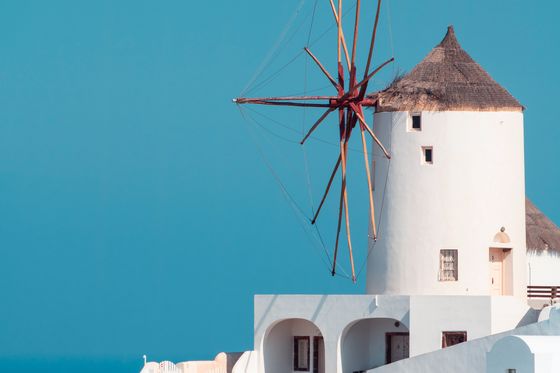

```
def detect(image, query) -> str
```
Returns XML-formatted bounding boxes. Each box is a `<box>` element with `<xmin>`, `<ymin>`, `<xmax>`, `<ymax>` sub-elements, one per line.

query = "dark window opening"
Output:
<box><xmin>412</xmin><ymin>114</ymin><xmax>421</xmax><ymax>130</ymax></box>
<box><xmin>312</xmin><ymin>336</ymin><xmax>323</xmax><ymax>373</ymax></box>
<box><xmin>423</xmin><ymin>147</ymin><xmax>433</xmax><ymax>164</ymax></box>
<box><xmin>294</xmin><ymin>336</ymin><xmax>310</xmax><ymax>371</ymax></box>
<box><xmin>442</xmin><ymin>331</ymin><xmax>467</xmax><ymax>348</ymax></box>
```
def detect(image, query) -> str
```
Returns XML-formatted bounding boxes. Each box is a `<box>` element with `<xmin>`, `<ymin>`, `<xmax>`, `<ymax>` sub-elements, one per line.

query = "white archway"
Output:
<box><xmin>264</xmin><ymin>318</ymin><xmax>325</xmax><ymax>373</ymax></box>
<box><xmin>341</xmin><ymin>318</ymin><xmax>409</xmax><ymax>372</ymax></box>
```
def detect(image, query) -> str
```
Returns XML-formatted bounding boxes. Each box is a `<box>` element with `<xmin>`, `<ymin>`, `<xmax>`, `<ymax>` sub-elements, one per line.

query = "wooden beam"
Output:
<box><xmin>351</xmin><ymin>0</ymin><xmax>361</xmax><ymax>66</ymax></box>
<box><xmin>360</xmin><ymin>125</ymin><xmax>377</xmax><ymax>240</ymax></box>
<box><xmin>363</xmin><ymin>0</ymin><xmax>382</xmax><ymax>79</ymax></box>
<box><xmin>234</xmin><ymin>96</ymin><xmax>335</xmax><ymax>103</ymax></box>
<box><xmin>341</xmin><ymin>137</ymin><xmax>356</xmax><ymax>283</ymax></box>
<box><xmin>328</xmin><ymin>0</ymin><xmax>351</xmax><ymax>71</ymax></box>
<box><xmin>311</xmin><ymin>154</ymin><xmax>341</xmax><ymax>225</ymax></box>
<box><xmin>234</xmin><ymin>100</ymin><xmax>331</xmax><ymax>108</ymax></box>
<box><xmin>350</xmin><ymin>103</ymin><xmax>391</xmax><ymax>159</ymax></box>
<box><xmin>304</xmin><ymin>47</ymin><xmax>340</xmax><ymax>90</ymax></box>
<box><xmin>352</xmin><ymin>57</ymin><xmax>394</xmax><ymax>92</ymax></box>
<box><xmin>337</xmin><ymin>0</ymin><xmax>342</xmax><ymax>64</ymax></box>
<box><xmin>332</xmin><ymin>169</ymin><xmax>344</xmax><ymax>277</ymax></box>
<box><xmin>300</xmin><ymin>108</ymin><xmax>336</xmax><ymax>145</ymax></box>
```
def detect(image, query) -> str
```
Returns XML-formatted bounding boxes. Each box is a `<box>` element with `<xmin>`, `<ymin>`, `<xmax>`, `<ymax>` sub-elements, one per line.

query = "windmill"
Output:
<box><xmin>234</xmin><ymin>0</ymin><xmax>393</xmax><ymax>283</ymax></box>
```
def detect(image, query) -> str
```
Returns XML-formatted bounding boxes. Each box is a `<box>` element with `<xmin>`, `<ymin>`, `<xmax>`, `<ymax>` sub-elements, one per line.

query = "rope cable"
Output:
<box><xmin>241</xmin><ymin>0</ymin><xmax>307</xmax><ymax>96</ymax></box>
<box><xmin>244</xmin><ymin>106</ymin><xmax>383</xmax><ymax>157</ymax></box>
<box><xmin>242</xmin><ymin>2</ymin><xmax>357</xmax><ymax>97</ymax></box>
<box><xmin>236</xmin><ymin>1</ymin><xmax>380</xmax><ymax>282</ymax></box>
<box><xmin>243</xmin><ymin>0</ymin><xmax>316</xmax><ymax>96</ymax></box>
<box><xmin>238</xmin><ymin>105</ymin><xmax>342</xmax><ymax>277</ymax></box>
<box><xmin>301</xmin><ymin>0</ymin><xmax>351</xmax><ymax>279</ymax></box>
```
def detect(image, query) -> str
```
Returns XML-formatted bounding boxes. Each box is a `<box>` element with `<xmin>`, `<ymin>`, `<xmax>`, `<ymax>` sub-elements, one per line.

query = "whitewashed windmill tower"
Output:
<box><xmin>367</xmin><ymin>26</ymin><xmax>527</xmax><ymax>298</ymax></box>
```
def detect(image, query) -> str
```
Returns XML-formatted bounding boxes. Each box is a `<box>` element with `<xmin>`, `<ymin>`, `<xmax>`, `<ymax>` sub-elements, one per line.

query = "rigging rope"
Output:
<box><xmin>303</xmin><ymin>0</ymin><xmax>342</xmax><ymax>278</ymax></box>
<box><xmin>243</xmin><ymin>105</ymin><xmax>382</xmax><ymax>157</ymax></box>
<box><xmin>236</xmin><ymin>0</ymin><xmax>397</xmax><ymax>282</ymax></box>
<box><xmin>241</xmin><ymin>2</ymin><xmax>357</xmax><ymax>97</ymax></box>
<box><xmin>302</xmin><ymin>0</ymin><xmax>319</xmax><ymax>216</ymax></box>
<box><xmin>238</xmin><ymin>105</ymin><xmax>350</xmax><ymax>279</ymax></box>
<box><xmin>241</xmin><ymin>0</ymin><xmax>308</xmax><ymax>96</ymax></box>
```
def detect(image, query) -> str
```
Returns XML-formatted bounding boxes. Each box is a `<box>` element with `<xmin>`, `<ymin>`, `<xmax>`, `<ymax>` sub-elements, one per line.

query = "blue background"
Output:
<box><xmin>0</xmin><ymin>1</ymin><xmax>558</xmax><ymax>372</ymax></box>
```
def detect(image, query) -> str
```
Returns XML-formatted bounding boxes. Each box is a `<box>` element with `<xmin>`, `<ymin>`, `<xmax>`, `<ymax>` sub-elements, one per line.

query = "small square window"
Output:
<box><xmin>422</xmin><ymin>146</ymin><xmax>433</xmax><ymax>164</ymax></box>
<box><xmin>439</xmin><ymin>249</ymin><xmax>458</xmax><ymax>281</ymax></box>
<box><xmin>411</xmin><ymin>113</ymin><xmax>422</xmax><ymax>131</ymax></box>
<box><xmin>293</xmin><ymin>336</ymin><xmax>310</xmax><ymax>371</ymax></box>
<box><xmin>442</xmin><ymin>331</ymin><xmax>467</xmax><ymax>348</ymax></box>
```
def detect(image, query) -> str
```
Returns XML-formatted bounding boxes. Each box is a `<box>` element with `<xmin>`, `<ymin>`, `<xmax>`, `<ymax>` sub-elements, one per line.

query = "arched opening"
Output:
<box><xmin>264</xmin><ymin>318</ymin><xmax>325</xmax><ymax>373</ymax></box>
<box><xmin>341</xmin><ymin>318</ymin><xmax>409</xmax><ymax>372</ymax></box>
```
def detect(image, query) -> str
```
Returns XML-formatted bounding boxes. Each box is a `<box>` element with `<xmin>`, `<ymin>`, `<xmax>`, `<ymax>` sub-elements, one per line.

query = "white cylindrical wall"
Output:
<box><xmin>527</xmin><ymin>252</ymin><xmax>560</xmax><ymax>286</ymax></box>
<box><xmin>366</xmin><ymin>111</ymin><xmax>527</xmax><ymax>298</ymax></box>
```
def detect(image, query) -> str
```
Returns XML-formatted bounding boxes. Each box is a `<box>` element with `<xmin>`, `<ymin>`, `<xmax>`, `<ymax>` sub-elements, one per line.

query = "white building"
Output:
<box><xmin>143</xmin><ymin>26</ymin><xmax>560</xmax><ymax>373</ymax></box>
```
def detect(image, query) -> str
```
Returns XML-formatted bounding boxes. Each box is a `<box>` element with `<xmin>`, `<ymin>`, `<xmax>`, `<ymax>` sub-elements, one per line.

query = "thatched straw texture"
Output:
<box><xmin>372</xmin><ymin>26</ymin><xmax>523</xmax><ymax>112</ymax></box>
<box><xmin>526</xmin><ymin>198</ymin><xmax>560</xmax><ymax>254</ymax></box>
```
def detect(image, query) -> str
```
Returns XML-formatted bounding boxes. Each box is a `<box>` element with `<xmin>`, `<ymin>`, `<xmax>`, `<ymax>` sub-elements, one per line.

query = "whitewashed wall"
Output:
<box><xmin>252</xmin><ymin>294</ymin><xmax>534</xmax><ymax>373</ymax></box>
<box><xmin>232</xmin><ymin>351</ymin><xmax>258</xmax><ymax>373</ymax></box>
<box><xmin>264</xmin><ymin>319</ymin><xmax>322</xmax><ymax>373</ymax></box>
<box><xmin>367</xmin><ymin>111</ymin><xmax>527</xmax><ymax>299</ymax></box>
<box><xmin>409</xmin><ymin>296</ymin><xmax>492</xmax><ymax>356</ymax></box>
<box><xmin>487</xmin><ymin>335</ymin><xmax>560</xmax><ymax>373</ymax></box>
<box><xmin>487</xmin><ymin>336</ymin><xmax>535</xmax><ymax>373</ymax></box>
<box><xmin>527</xmin><ymin>252</ymin><xmax>560</xmax><ymax>286</ymax></box>
<box><xmin>253</xmin><ymin>295</ymin><xmax>410</xmax><ymax>373</ymax></box>
<box><xmin>342</xmin><ymin>318</ymin><xmax>408</xmax><ymax>372</ymax></box>
<box><xmin>369</xmin><ymin>305</ymin><xmax>560</xmax><ymax>373</ymax></box>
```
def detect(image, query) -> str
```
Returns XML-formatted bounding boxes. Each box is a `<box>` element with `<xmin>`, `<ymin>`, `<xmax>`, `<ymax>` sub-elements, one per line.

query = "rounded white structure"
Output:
<box><xmin>365</xmin><ymin>27</ymin><xmax>527</xmax><ymax>298</ymax></box>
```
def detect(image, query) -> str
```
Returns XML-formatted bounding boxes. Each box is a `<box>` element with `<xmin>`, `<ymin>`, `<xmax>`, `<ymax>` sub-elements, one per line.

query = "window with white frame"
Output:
<box><xmin>422</xmin><ymin>146</ymin><xmax>434</xmax><ymax>164</ymax></box>
<box><xmin>410</xmin><ymin>113</ymin><xmax>422</xmax><ymax>131</ymax></box>
<box><xmin>293</xmin><ymin>336</ymin><xmax>310</xmax><ymax>371</ymax></box>
<box><xmin>439</xmin><ymin>249</ymin><xmax>458</xmax><ymax>281</ymax></box>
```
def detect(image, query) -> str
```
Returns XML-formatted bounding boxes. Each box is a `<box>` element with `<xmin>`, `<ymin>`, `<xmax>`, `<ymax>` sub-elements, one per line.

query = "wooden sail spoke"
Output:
<box><xmin>234</xmin><ymin>0</ymin><xmax>395</xmax><ymax>283</ymax></box>
<box><xmin>336</xmin><ymin>107</ymin><xmax>356</xmax><ymax>282</ymax></box>
<box><xmin>234</xmin><ymin>99</ymin><xmax>331</xmax><ymax>108</ymax></box>
<box><xmin>332</xmin><ymin>173</ymin><xmax>344</xmax><ymax>277</ymax></box>
<box><xmin>341</xmin><ymin>138</ymin><xmax>356</xmax><ymax>283</ymax></box>
<box><xmin>234</xmin><ymin>96</ymin><xmax>335</xmax><ymax>103</ymax></box>
<box><xmin>337</xmin><ymin>0</ymin><xmax>342</xmax><ymax>64</ymax></box>
<box><xmin>300</xmin><ymin>107</ymin><xmax>336</xmax><ymax>145</ymax></box>
<box><xmin>328</xmin><ymin>0</ymin><xmax>351</xmax><ymax>71</ymax></box>
<box><xmin>311</xmin><ymin>154</ymin><xmax>341</xmax><ymax>225</ymax></box>
<box><xmin>304</xmin><ymin>47</ymin><xmax>340</xmax><ymax>90</ymax></box>
<box><xmin>351</xmin><ymin>0</ymin><xmax>361</xmax><ymax>66</ymax></box>
<box><xmin>350</xmin><ymin>103</ymin><xmax>391</xmax><ymax>159</ymax></box>
<box><xmin>360</xmin><ymin>127</ymin><xmax>377</xmax><ymax>240</ymax></box>
<box><xmin>352</xmin><ymin>57</ymin><xmax>395</xmax><ymax>92</ymax></box>
<box><xmin>363</xmin><ymin>0</ymin><xmax>383</xmax><ymax>80</ymax></box>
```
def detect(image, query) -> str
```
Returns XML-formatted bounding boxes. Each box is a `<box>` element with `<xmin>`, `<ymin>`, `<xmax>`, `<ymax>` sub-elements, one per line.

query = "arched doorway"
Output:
<box><xmin>264</xmin><ymin>318</ymin><xmax>325</xmax><ymax>373</ymax></box>
<box><xmin>341</xmin><ymin>318</ymin><xmax>409</xmax><ymax>372</ymax></box>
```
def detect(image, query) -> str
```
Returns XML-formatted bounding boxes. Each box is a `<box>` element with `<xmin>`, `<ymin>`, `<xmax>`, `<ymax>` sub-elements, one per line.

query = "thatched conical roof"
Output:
<box><xmin>373</xmin><ymin>26</ymin><xmax>523</xmax><ymax>112</ymax></box>
<box><xmin>526</xmin><ymin>198</ymin><xmax>560</xmax><ymax>254</ymax></box>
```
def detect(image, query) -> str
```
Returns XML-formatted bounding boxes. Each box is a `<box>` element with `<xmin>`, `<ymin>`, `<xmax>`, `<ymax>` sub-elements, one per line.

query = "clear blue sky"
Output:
<box><xmin>0</xmin><ymin>1</ymin><xmax>558</xmax><ymax>372</ymax></box>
